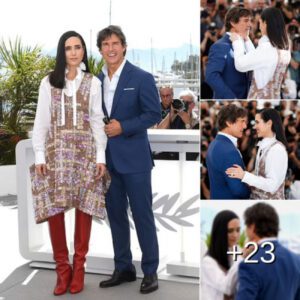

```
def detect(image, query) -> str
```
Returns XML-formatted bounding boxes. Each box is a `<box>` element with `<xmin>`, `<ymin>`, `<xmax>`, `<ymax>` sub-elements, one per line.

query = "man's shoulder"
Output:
<box><xmin>209</xmin><ymin>135</ymin><xmax>235</xmax><ymax>152</ymax></box>
<box><xmin>210</xmin><ymin>35</ymin><xmax>231</xmax><ymax>51</ymax></box>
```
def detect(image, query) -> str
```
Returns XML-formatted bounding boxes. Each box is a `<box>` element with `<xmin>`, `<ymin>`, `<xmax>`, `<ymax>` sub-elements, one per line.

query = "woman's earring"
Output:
<box><xmin>80</xmin><ymin>62</ymin><xmax>86</xmax><ymax>71</ymax></box>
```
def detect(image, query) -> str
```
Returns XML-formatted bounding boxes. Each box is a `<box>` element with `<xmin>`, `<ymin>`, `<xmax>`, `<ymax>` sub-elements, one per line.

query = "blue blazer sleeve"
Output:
<box><xmin>205</xmin><ymin>42</ymin><xmax>237</xmax><ymax>99</ymax></box>
<box><xmin>221</xmin><ymin>150</ymin><xmax>250</xmax><ymax>199</ymax></box>
<box><xmin>120</xmin><ymin>72</ymin><xmax>161</xmax><ymax>137</ymax></box>
<box><xmin>236</xmin><ymin>262</ymin><xmax>259</xmax><ymax>300</ymax></box>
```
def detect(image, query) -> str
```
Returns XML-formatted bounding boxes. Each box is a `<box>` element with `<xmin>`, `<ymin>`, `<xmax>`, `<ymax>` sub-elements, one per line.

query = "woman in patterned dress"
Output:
<box><xmin>225</xmin><ymin>108</ymin><xmax>288</xmax><ymax>200</ymax></box>
<box><xmin>31</xmin><ymin>31</ymin><xmax>109</xmax><ymax>295</ymax></box>
<box><xmin>230</xmin><ymin>7</ymin><xmax>291</xmax><ymax>99</ymax></box>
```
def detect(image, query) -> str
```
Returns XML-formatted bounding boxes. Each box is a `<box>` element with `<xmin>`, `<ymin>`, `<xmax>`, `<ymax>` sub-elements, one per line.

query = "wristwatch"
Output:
<box><xmin>185</xmin><ymin>123</ymin><xmax>191</xmax><ymax>129</ymax></box>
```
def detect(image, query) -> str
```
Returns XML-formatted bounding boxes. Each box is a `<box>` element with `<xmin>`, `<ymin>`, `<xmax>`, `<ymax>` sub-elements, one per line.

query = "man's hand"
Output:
<box><xmin>104</xmin><ymin>119</ymin><xmax>122</xmax><ymax>137</ymax></box>
<box><xmin>177</xmin><ymin>111</ymin><xmax>191</xmax><ymax>126</ymax></box>
<box><xmin>35</xmin><ymin>164</ymin><xmax>47</xmax><ymax>176</ymax></box>
<box><xmin>95</xmin><ymin>163</ymin><xmax>106</xmax><ymax>179</ymax></box>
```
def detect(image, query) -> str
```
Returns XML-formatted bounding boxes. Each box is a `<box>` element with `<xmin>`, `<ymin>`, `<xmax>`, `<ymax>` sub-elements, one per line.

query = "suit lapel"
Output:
<box><xmin>110</xmin><ymin>61</ymin><xmax>133</xmax><ymax>116</ymax></box>
<box><xmin>98</xmin><ymin>72</ymin><xmax>108</xmax><ymax>117</ymax></box>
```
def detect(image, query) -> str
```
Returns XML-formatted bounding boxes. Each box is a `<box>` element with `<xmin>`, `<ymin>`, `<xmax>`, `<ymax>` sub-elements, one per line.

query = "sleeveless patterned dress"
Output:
<box><xmin>30</xmin><ymin>73</ymin><xmax>110</xmax><ymax>223</ymax></box>
<box><xmin>248</xmin><ymin>49</ymin><xmax>289</xmax><ymax>99</ymax></box>
<box><xmin>250</xmin><ymin>141</ymin><xmax>285</xmax><ymax>200</ymax></box>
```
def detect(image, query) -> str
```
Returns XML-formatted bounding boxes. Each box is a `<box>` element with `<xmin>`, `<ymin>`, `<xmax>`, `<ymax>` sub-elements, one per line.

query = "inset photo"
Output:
<box><xmin>200</xmin><ymin>0</ymin><xmax>300</xmax><ymax>100</ymax></box>
<box><xmin>200</xmin><ymin>200</ymin><xmax>300</xmax><ymax>300</ymax></box>
<box><xmin>200</xmin><ymin>100</ymin><xmax>300</xmax><ymax>200</ymax></box>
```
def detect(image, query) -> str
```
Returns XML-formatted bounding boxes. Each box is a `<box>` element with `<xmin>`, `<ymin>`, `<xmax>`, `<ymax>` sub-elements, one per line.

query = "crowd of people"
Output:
<box><xmin>200</xmin><ymin>100</ymin><xmax>300</xmax><ymax>199</ymax></box>
<box><xmin>201</xmin><ymin>0</ymin><xmax>300</xmax><ymax>99</ymax></box>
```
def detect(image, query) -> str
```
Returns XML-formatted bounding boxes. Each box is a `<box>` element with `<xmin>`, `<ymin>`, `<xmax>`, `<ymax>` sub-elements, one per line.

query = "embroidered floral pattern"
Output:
<box><xmin>250</xmin><ymin>141</ymin><xmax>285</xmax><ymax>200</ymax></box>
<box><xmin>30</xmin><ymin>73</ymin><xmax>110</xmax><ymax>223</ymax></box>
<box><xmin>248</xmin><ymin>50</ymin><xmax>288</xmax><ymax>100</ymax></box>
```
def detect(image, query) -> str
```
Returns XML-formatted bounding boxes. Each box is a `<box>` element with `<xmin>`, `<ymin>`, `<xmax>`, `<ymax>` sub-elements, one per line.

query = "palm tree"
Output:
<box><xmin>0</xmin><ymin>38</ymin><xmax>55</xmax><ymax>164</ymax></box>
<box><xmin>88</xmin><ymin>56</ymin><xmax>105</xmax><ymax>76</ymax></box>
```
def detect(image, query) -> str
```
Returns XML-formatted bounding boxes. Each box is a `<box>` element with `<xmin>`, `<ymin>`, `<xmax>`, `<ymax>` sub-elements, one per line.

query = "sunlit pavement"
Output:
<box><xmin>0</xmin><ymin>196</ymin><xmax>199</xmax><ymax>300</ymax></box>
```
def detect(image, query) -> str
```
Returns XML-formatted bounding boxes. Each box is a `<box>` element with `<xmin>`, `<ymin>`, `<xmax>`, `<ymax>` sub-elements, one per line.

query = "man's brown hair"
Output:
<box><xmin>217</xmin><ymin>104</ymin><xmax>247</xmax><ymax>130</ymax></box>
<box><xmin>225</xmin><ymin>7</ymin><xmax>252</xmax><ymax>32</ymax></box>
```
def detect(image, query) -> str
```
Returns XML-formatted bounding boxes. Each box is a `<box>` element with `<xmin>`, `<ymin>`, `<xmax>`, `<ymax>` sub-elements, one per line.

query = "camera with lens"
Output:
<box><xmin>172</xmin><ymin>99</ymin><xmax>190</xmax><ymax>113</ymax></box>
<box><xmin>208</xmin><ymin>22</ymin><xmax>217</xmax><ymax>37</ymax></box>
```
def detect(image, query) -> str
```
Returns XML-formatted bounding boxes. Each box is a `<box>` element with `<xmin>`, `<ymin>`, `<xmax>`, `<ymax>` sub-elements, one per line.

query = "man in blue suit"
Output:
<box><xmin>236</xmin><ymin>202</ymin><xmax>300</xmax><ymax>300</ymax></box>
<box><xmin>205</xmin><ymin>7</ymin><xmax>252</xmax><ymax>99</ymax></box>
<box><xmin>206</xmin><ymin>104</ymin><xmax>250</xmax><ymax>199</ymax></box>
<box><xmin>96</xmin><ymin>26</ymin><xmax>161</xmax><ymax>294</ymax></box>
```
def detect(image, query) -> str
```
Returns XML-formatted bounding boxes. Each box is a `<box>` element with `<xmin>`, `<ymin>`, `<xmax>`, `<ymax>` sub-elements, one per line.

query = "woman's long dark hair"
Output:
<box><xmin>261</xmin><ymin>7</ymin><xmax>289</xmax><ymax>50</ymax></box>
<box><xmin>49</xmin><ymin>31</ymin><xmax>90</xmax><ymax>89</ymax></box>
<box><xmin>259</xmin><ymin>108</ymin><xmax>288</xmax><ymax>149</ymax></box>
<box><xmin>208</xmin><ymin>210</ymin><xmax>239</xmax><ymax>271</ymax></box>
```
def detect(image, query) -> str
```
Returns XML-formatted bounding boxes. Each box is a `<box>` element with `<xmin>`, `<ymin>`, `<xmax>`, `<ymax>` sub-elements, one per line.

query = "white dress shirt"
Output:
<box><xmin>218</xmin><ymin>132</ymin><xmax>238</xmax><ymax>148</ymax></box>
<box><xmin>242</xmin><ymin>137</ymin><xmax>288</xmax><ymax>193</ymax></box>
<box><xmin>102</xmin><ymin>59</ymin><xmax>126</xmax><ymax>116</ymax></box>
<box><xmin>32</xmin><ymin>68</ymin><xmax>107</xmax><ymax>165</ymax></box>
<box><xmin>232</xmin><ymin>35</ymin><xmax>291</xmax><ymax>89</ymax></box>
<box><xmin>201</xmin><ymin>255</ymin><xmax>241</xmax><ymax>300</ymax></box>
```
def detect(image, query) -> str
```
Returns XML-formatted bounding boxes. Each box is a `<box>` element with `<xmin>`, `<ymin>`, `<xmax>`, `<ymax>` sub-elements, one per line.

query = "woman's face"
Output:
<box><xmin>254</xmin><ymin>113</ymin><xmax>272</xmax><ymax>138</ymax></box>
<box><xmin>65</xmin><ymin>36</ymin><xmax>84</xmax><ymax>69</ymax></box>
<box><xmin>259</xmin><ymin>17</ymin><xmax>267</xmax><ymax>36</ymax></box>
<box><xmin>227</xmin><ymin>218</ymin><xmax>240</xmax><ymax>248</ymax></box>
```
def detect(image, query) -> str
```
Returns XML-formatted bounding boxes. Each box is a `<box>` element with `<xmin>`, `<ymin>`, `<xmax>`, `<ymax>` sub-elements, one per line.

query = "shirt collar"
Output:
<box><xmin>218</xmin><ymin>132</ymin><xmax>238</xmax><ymax>148</ymax></box>
<box><xmin>65</xmin><ymin>67</ymin><xmax>83</xmax><ymax>82</ymax></box>
<box><xmin>257</xmin><ymin>135</ymin><xmax>277</xmax><ymax>150</ymax></box>
<box><xmin>102</xmin><ymin>58</ymin><xmax>127</xmax><ymax>78</ymax></box>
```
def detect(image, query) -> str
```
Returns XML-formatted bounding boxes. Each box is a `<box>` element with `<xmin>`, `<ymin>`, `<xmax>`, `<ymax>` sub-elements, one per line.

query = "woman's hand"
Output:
<box><xmin>35</xmin><ymin>164</ymin><xmax>47</xmax><ymax>176</ymax></box>
<box><xmin>229</xmin><ymin>32</ymin><xmax>240</xmax><ymax>43</ymax></box>
<box><xmin>225</xmin><ymin>164</ymin><xmax>245</xmax><ymax>180</ymax></box>
<box><xmin>95</xmin><ymin>163</ymin><xmax>106</xmax><ymax>179</ymax></box>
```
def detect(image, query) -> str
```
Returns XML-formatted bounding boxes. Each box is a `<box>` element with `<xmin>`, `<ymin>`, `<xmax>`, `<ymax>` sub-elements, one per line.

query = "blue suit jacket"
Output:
<box><xmin>206</xmin><ymin>134</ymin><xmax>250</xmax><ymax>199</ymax></box>
<box><xmin>99</xmin><ymin>61</ymin><xmax>161</xmax><ymax>174</ymax></box>
<box><xmin>236</xmin><ymin>241</ymin><xmax>300</xmax><ymax>300</ymax></box>
<box><xmin>205</xmin><ymin>34</ymin><xmax>249</xmax><ymax>99</ymax></box>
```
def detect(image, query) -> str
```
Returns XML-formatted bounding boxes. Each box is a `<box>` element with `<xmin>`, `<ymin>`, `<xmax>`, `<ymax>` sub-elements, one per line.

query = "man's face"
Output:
<box><xmin>100</xmin><ymin>33</ymin><xmax>126</xmax><ymax>69</ymax></box>
<box><xmin>227</xmin><ymin>117</ymin><xmax>248</xmax><ymax>138</ymax></box>
<box><xmin>231</xmin><ymin>16</ymin><xmax>252</xmax><ymax>36</ymax></box>
<box><xmin>160</xmin><ymin>87</ymin><xmax>173</xmax><ymax>109</ymax></box>
<box><xmin>180</xmin><ymin>95</ymin><xmax>195</xmax><ymax>113</ymax></box>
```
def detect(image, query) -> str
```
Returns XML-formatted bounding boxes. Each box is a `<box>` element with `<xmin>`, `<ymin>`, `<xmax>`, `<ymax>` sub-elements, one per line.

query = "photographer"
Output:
<box><xmin>157</xmin><ymin>90</ymin><xmax>199</xmax><ymax>130</ymax></box>
<box><xmin>159</xmin><ymin>86</ymin><xmax>173</xmax><ymax>120</ymax></box>
<box><xmin>201</xmin><ymin>22</ymin><xmax>218</xmax><ymax>57</ymax></box>
<box><xmin>271</xmin><ymin>0</ymin><xmax>293</xmax><ymax>23</ymax></box>
<box><xmin>155</xmin><ymin>90</ymin><xmax>199</xmax><ymax>161</ymax></box>
<box><xmin>289</xmin><ymin>33</ymin><xmax>300</xmax><ymax>95</ymax></box>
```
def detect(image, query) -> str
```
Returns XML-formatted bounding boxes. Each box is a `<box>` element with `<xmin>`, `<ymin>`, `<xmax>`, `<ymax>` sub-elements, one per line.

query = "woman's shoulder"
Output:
<box><xmin>268</xmin><ymin>141</ymin><xmax>287</xmax><ymax>157</ymax></box>
<box><xmin>39</xmin><ymin>75</ymin><xmax>51</xmax><ymax>90</ymax></box>
<box><xmin>203</xmin><ymin>255</ymin><xmax>218</xmax><ymax>266</ymax></box>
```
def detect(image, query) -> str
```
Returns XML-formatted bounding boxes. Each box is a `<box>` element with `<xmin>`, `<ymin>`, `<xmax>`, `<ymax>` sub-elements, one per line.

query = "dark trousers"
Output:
<box><xmin>106</xmin><ymin>168</ymin><xmax>159</xmax><ymax>275</ymax></box>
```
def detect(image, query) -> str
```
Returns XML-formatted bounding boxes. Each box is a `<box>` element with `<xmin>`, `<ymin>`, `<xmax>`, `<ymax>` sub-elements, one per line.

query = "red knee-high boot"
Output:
<box><xmin>69</xmin><ymin>209</ymin><xmax>92</xmax><ymax>294</ymax></box>
<box><xmin>48</xmin><ymin>213</ymin><xmax>72</xmax><ymax>296</ymax></box>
